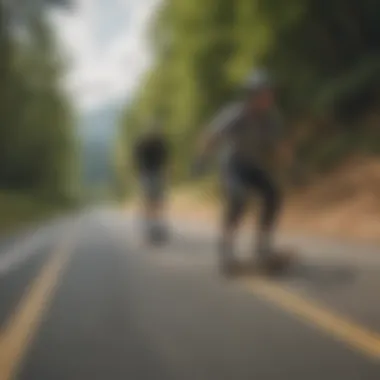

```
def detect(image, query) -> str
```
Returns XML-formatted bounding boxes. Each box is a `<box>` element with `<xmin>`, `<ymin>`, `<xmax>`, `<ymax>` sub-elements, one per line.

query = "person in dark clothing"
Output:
<box><xmin>133</xmin><ymin>123</ymin><xmax>169</xmax><ymax>242</ymax></box>
<box><xmin>193</xmin><ymin>69</ymin><xmax>292</xmax><ymax>274</ymax></box>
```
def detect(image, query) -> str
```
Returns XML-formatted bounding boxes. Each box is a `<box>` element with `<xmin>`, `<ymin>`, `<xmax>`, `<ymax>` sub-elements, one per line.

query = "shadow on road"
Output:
<box><xmin>228</xmin><ymin>259</ymin><xmax>356</xmax><ymax>290</ymax></box>
<box><xmin>135</xmin><ymin>228</ymin><xmax>359</xmax><ymax>291</ymax></box>
<box><xmin>286</xmin><ymin>261</ymin><xmax>356</xmax><ymax>288</ymax></box>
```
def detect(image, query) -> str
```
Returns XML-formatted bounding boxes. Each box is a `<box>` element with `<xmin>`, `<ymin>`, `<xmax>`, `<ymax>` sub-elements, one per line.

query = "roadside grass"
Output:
<box><xmin>0</xmin><ymin>192</ymin><xmax>70</xmax><ymax>236</ymax></box>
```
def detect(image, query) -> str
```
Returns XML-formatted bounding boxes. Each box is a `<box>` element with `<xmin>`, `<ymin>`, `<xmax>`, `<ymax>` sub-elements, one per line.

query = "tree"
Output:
<box><xmin>0</xmin><ymin>0</ymin><xmax>78</xmax><ymax>202</ymax></box>
<box><xmin>118</xmin><ymin>0</ymin><xmax>380</xmax><ymax>190</ymax></box>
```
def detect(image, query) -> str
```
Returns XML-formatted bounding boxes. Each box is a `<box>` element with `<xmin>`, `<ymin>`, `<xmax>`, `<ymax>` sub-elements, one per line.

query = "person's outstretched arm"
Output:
<box><xmin>195</xmin><ymin>103</ymin><xmax>243</xmax><ymax>165</ymax></box>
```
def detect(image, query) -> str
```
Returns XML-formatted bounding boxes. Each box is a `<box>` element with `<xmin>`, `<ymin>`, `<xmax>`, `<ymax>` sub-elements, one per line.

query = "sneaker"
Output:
<box><xmin>157</xmin><ymin>224</ymin><xmax>170</xmax><ymax>243</ymax></box>
<box><xmin>220</xmin><ymin>258</ymin><xmax>241</xmax><ymax>276</ymax></box>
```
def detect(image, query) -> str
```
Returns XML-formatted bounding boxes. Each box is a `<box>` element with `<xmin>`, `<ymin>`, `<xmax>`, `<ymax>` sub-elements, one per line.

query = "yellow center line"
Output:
<box><xmin>0</xmin><ymin>230</ymin><xmax>78</xmax><ymax>380</ymax></box>
<box><xmin>241</xmin><ymin>277</ymin><xmax>380</xmax><ymax>362</ymax></box>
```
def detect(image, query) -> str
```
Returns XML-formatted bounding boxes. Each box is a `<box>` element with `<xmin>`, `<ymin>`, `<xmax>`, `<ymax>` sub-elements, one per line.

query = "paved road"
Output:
<box><xmin>0</xmin><ymin>208</ymin><xmax>379</xmax><ymax>379</ymax></box>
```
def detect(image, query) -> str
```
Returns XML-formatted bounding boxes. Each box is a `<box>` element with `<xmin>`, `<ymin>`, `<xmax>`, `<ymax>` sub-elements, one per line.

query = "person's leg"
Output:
<box><xmin>140</xmin><ymin>172</ymin><xmax>159</xmax><ymax>233</ymax></box>
<box><xmin>152</xmin><ymin>173</ymin><xmax>168</xmax><ymax>238</ymax></box>
<box><xmin>146</xmin><ymin>172</ymin><xmax>165</xmax><ymax>229</ymax></box>
<box><xmin>220</xmin><ymin>160</ymin><xmax>248</xmax><ymax>264</ymax></box>
<box><xmin>247</xmin><ymin>166</ymin><xmax>282</xmax><ymax>257</ymax></box>
<box><xmin>140</xmin><ymin>174</ymin><xmax>150</xmax><ymax>217</ymax></box>
<box><xmin>147</xmin><ymin>185</ymin><xmax>163</xmax><ymax>223</ymax></box>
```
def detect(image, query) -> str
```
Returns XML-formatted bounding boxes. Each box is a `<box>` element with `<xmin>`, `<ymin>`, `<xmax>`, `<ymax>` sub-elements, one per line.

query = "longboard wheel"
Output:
<box><xmin>254</xmin><ymin>248</ymin><xmax>297</xmax><ymax>274</ymax></box>
<box><xmin>220</xmin><ymin>260</ymin><xmax>242</xmax><ymax>277</ymax></box>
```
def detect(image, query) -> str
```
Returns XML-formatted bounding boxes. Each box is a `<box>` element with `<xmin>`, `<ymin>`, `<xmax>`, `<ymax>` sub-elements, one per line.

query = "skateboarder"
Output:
<box><xmin>133</xmin><ymin>121</ymin><xmax>170</xmax><ymax>244</ymax></box>
<box><xmin>193</xmin><ymin>69</ymin><xmax>293</xmax><ymax>274</ymax></box>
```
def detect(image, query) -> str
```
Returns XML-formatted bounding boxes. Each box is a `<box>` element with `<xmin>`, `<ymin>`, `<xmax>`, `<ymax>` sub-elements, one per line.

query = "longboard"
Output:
<box><xmin>221</xmin><ymin>247</ymin><xmax>298</xmax><ymax>277</ymax></box>
<box><xmin>251</xmin><ymin>247</ymin><xmax>298</xmax><ymax>275</ymax></box>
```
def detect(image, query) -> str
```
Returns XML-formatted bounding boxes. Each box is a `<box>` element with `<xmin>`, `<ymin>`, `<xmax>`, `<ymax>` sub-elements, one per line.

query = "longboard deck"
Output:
<box><xmin>221</xmin><ymin>247</ymin><xmax>298</xmax><ymax>277</ymax></box>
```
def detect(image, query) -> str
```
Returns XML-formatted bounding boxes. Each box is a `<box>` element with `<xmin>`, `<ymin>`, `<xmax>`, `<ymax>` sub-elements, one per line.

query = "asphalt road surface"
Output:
<box><xmin>0</xmin><ymin>208</ymin><xmax>379</xmax><ymax>380</ymax></box>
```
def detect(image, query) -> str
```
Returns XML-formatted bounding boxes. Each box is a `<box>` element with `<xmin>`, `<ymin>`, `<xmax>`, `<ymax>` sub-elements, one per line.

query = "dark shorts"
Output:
<box><xmin>221</xmin><ymin>158</ymin><xmax>271</xmax><ymax>198</ymax></box>
<box><xmin>220</xmin><ymin>157</ymin><xmax>281</xmax><ymax>226</ymax></box>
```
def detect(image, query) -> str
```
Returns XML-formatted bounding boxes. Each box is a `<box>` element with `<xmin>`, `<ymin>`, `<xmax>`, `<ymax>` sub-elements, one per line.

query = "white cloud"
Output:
<box><xmin>50</xmin><ymin>0</ymin><xmax>161</xmax><ymax>111</ymax></box>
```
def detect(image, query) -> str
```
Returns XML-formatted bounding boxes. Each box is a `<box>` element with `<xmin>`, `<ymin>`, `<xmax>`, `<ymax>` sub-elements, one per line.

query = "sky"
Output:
<box><xmin>49</xmin><ymin>0</ymin><xmax>160</xmax><ymax>112</ymax></box>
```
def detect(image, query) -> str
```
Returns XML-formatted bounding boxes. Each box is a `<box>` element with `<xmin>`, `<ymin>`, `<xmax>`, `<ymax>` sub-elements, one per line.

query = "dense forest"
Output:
<box><xmin>0</xmin><ymin>0</ymin><xmax>78</xmax><ymax>205</ymax></box>
<box><xmin>118</xmin><ymin>0</ymin><xmax>380</xmax><ymax>193</ymax></box>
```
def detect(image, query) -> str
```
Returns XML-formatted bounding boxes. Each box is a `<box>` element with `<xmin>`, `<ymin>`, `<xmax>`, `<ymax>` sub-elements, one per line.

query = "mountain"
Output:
<box><xmin>78</xmin><ymin>101</ymin><xmax>123</xmax><ymax>188</ymax></box>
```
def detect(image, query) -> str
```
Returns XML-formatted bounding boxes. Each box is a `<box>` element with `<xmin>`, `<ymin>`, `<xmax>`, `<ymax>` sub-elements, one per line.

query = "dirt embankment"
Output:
<box><xmin>161</xmin><ymin>156</ymin><xmax>380</xmax><ymax>244</ymax></box>
<box><xmin>281</xmin><ymin>156</ymin><xmax>380</xmax><ymax>242</ymax></box>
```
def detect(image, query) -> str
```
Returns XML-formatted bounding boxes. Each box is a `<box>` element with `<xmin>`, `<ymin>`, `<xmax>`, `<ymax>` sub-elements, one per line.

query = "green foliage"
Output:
<box><xmin>118</xmin><ymin>0</ymin><xmax>380</xmax><ymax>190</ymax></box>
<box><xmin>0</xmin><ymin>3</ymin><xmax>78</xmax><ymax>204</ymax></box>
<box><xmin>0</xmin><ymin>191</ymin><xmax>71</xmax><ymax>235</ymax></box>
